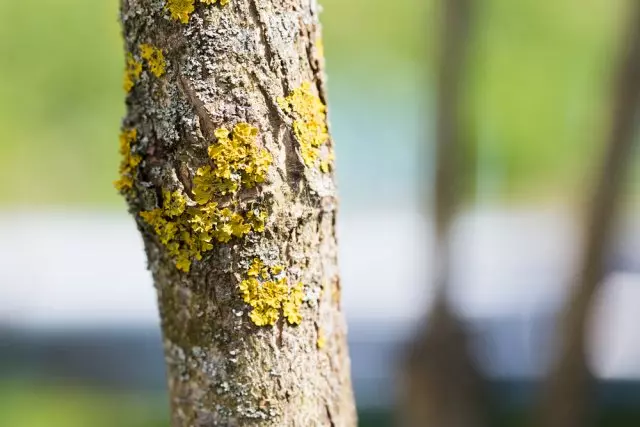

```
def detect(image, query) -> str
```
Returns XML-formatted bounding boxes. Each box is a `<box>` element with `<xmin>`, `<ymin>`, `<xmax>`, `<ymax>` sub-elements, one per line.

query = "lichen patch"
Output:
<box><xmin>239</xmin><ymin>258</ymin><xmax>305</xmax><ymax>326</ymax></box>
<box><xmin>123</xmin><ymin>54</ymin><xmax>142</xmax><ymax>93</ymax></box>
<box><xmin>277</xmin><ymin>82</ymin><xmax>332</xmax><ymax>171</ymax></box>
<box><xmin>166</xmin><ymin>0</ymin><xmax>231</xmax><ymax>24</ymax></box>
<box><xmin>316</xmin><ymin>327</ymin><xmax>326</xmax><ymax>349</ymax></box>
<box><xmin>114</xmin><ymin>128</ymin><xmax>141</xmax><ymax>192</ymax></box>
<box><xmin>140</xmin><ymin>44</ymin><xmax>166</xmax><ymax>78</ymax></box>
<box><xmin>139</xmin><ymin>123</ymin><xmax>271</xmax><ymax>272</ymax></box>
<box><xmin>193</xmin><ymin>123</ymin><xmax>272</xmax><ymax>204</ymax></box>
<box><xmin>166</xmin><ymin>0</ymin><xmax>195</xmax><ymax>23</ymax></box>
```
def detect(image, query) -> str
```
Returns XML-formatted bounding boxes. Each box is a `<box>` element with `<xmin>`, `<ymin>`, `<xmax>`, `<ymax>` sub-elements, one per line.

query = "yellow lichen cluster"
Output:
<box><xmin>166</xmin><ymin>0</ymin><xmax>194</xmax><ymax>23</ymax></box>
<box><xmin>140</xmin><ymin>195</ymin><xmax>268</xmax><ymax>272</ymax></box>
<box><xmin>123</xmin><ymin>44</ymin><xmax>166</xmax><ymax>92</ymax></box>
<box><xmin>140</xmin><ymin>44</ymin><xmax>166</xmax><ymax>78</ymax></box>
<box><xmin>315</xmin><ymin>37</ymin><xmax>325</xmax><ymax>62</ymax></box>
<box><xmin>139</xmin><ymin>123</ymin><xmax>271</xmax><ymax>273</ymax></box>
<box><xmin>239</xmin><ymin>258</ymin><xmax>305</xmax><ymax>326</ymax></box>
<box><xmin>114</xmin><ymin>128</ymin><xmax>141</xmax><ymax>192</ymax></box>
<box><xmin>166</xmin><ymin>0</ymin><xmax>230</xmax><ymax>24</ymax></box>
<box><xmin>192</xmin><ymin>123</ymin><xmax>272</xmax><ymax>204</ymax></box>
<box><xmin>123</xmin><ymin>54</ymin><xmax>142</xmax><ymax>93</ymax></box>
<box><xmin>277</xmin><ymin>82</ymin><xmax>332</xmax><ymax>172</ymax></box>
<box><xmin>317</xmin><ymin>327</ymin><xmax>326</xmax><ymax>349</ymax></box>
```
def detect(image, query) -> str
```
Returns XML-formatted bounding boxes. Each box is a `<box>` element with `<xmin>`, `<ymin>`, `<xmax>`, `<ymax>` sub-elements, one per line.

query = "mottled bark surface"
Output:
<box><xmin>118</xmin><ymin>1</ymin><xmax>356</xmax><ymax>425</ymax></box>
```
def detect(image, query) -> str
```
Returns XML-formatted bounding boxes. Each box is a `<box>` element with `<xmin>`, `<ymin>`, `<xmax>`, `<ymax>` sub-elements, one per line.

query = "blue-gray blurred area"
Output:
<box><xmin>1</xmin><ymin>0</ymin><xmax>640</xmax><ymax>426</ymax></box>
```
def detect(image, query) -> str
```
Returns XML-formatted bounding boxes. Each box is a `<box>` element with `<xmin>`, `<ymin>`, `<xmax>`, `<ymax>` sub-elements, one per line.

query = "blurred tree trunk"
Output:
<box><xmin>398</xmin><ymin>1</ymin><xmax>488</xmax><ymax>426</ymax></box>
<box><xmin>118</xmin><ymin>1</ymin><xmax>356</xmax><ymax>426</ymax></box>
<box><xmin>535</xmin><ymin>4</ymin><xmax>640</xmax><ymax>427</ymax></box>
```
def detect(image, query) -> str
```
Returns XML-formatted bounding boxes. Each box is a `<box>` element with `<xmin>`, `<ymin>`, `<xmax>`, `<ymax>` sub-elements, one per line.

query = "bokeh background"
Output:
<box><xmin>1</xmin><ymin>0</ymin><xmax>640</xmax><ymax>426</ymax></box>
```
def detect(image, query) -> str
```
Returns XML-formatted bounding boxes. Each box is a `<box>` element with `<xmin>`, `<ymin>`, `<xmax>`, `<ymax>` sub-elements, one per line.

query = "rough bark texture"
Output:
<box><xmin>535</xmin><ymin>4</ymin><xmax>640</xmax><ymax>427</ymax></box>
<box><xmin>118</xmin><ymin>1</ymin><xmax>356</xmax><ymax>426</ymax></box>
<box><xmin>398</xmin><ymin>1</ymin><xmax>488</xmax><ymax>426</ymax></box>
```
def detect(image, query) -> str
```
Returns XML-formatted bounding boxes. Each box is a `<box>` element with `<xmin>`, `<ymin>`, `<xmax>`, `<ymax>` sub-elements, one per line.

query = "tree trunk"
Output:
<box><xmin>535</xmin><ymin>4</ymin><xmax>640</xmax><ymax>427</ymax></box>
<box><xmin>117</xmin><ymin>1</ymin><xmax>356</xmax><ymax>425</ymax></box>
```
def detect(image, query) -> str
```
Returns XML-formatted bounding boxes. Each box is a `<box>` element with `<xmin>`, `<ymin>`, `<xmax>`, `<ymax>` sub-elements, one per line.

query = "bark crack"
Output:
<box><xmin>178</xmin><ymin>74</ymin><xmax>218</xmax><ymax>141</ymax></box>
<box><xmin>249</xmin><ymin>70</ymin><xmax>305</xmax><ymax>188</ymax></box>
<box><xmin>304</xmin><ymin>27</ymin><xmax>327</xmax><ymax>107</ymax></box>
<box><xmin>248</xmin><ymin>1</ymin><xmax>281</xmax><ymax>84</ymax></box>
<box><xmin>275</xmin><ymin>316</ymin><xmax>284</xmax><ymax>348</ymax></box>
<box><xmin>325</xmin><ymin>404</ymin><xmax>336</xmax><ymax>427</ymax></box>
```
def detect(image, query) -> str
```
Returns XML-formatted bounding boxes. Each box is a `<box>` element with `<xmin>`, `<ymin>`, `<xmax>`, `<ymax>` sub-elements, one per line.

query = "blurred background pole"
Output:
<box><xmin>398</xmin><ymin>0</ymin><xmax>488</xmax><ymax>426</ymax></box>
<box><xmin>535</xmin><ymin>3</ymin><xmax>640</xmax><ymax>427</ymax></box>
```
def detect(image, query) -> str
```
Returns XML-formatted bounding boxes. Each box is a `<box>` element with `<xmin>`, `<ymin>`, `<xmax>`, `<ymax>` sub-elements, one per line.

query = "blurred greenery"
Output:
<box><xmin>0</xmin><ymin>0</ymin><xmax>631</xmax><ymax>206</ymax></box>
<box><xmin>0</xmin><ymin>383</ymin><xmax>168</xmax><ymax>427</ymax></box>
<box><xmin>0</xmin><ymin>1</ymin><xmax>123</xmax><ymax>205</ymax></box>
<box><xmin>0</xmin><ymin>383</ymin><xmax>389</xmax><ymax>427</ymax></box>
<box><xmin>3</xmin><ymin>384</ymin><xmax>640</xmax><ymax>427</ymax></box>
<box><xmin>467</xmin><ymin>0</ymin><xmax>628</xmax><ymax>199</ymax></box>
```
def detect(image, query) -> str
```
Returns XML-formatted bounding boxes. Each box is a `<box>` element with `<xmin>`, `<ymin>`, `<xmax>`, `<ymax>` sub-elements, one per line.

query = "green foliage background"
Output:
<box><xmin>0</xmin><ymin>0</ymin><xmax>630</xmax><ymax>206</ymax></box>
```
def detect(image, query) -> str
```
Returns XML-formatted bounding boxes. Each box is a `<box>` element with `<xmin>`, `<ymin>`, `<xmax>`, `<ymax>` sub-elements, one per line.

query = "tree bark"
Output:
<box><xmin>535</xmin><ymin>4</ymin><xmax>640</xmax><ymax>427</ymax></box>
<box><xmin>117</xmin><ymin>1</ymin><xmax>356</xmax><ymax>426</ymax></box>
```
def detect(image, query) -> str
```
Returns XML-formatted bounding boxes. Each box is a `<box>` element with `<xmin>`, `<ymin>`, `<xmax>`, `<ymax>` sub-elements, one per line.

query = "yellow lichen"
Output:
<box><xmin>239</xmin><ymin>259</ymin><xmax>305</xmax><ymax>326</ymax></box>
<box><xmin>193</xmin><ymin>123</ymin><xmax>272</xmax><ymax>204</ymax></box>
<box><xmin>317</xmin><ymin>327</ymin><xmax>326</xmax><ymax>349</ymax></box>
<box><xmin>246</xmin><ymin>209</ymin><xmax>268</xmax><ymax>232</ymax></box>
<box><xmin>123</xmin><ymin>54</ymin><xmax>142</xmax><ymax>93</ymax></box>
<box><xmin>277</xmin><ymin>82</ymin><xmax>332</xmax><ymax>171</ymax></box>
<box><xmin>315</xmin><ymin>37</ymin><xmax>325</xmax><ymax>62</ymax></box>
<box><xmin>282</xmin><ymin>281</ymin><xmax>304</xmax><ymax>325</ymax></box>
<box><xmin>140</xmin><ymin>44</ymin><xmax>166</xmax><ymax>78</ymax></box>
<box><xmin>166</xmin><ymin>0</ymin><xmax>230</xmax><ymax>23</ymax></box>
<box><xmin>139</xmin><ymin>123</ymin><xmax>272</xmax><ymax>272</ymax></box>
<box><xmin>114</xmin><ymin>128</ymin><xmax>141</xmax><ymax>192</ymax></box>
<box><xmin>166</xmin><ymin>0</ymin><xmax>195</xmax><ymax>23</ymax></box>
<box><xmin>320</xmin><ymin>150</ymin><xmax>335</xmax><ymax>173</ymax></box>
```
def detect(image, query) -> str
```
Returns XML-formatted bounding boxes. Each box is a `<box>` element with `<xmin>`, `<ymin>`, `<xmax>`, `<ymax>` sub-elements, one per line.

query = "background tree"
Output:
<box><xmin>401</xmin><ymin>1</ymin><xmax>640</xmax><ymax>427</ymax></box>
<box><xmin>399</xmin><ymin>0</ymin><xmax>489</xmax><ymax>426</ymax></box>
<box><xmin>535</xmin><ymin>3</ymin><xmax>640</xmax><ymax>427</ymax></box>
<box><xmin>117</xmin><ymin>0</ymin><xmax>356</xmax><ymax>425</ymax></box>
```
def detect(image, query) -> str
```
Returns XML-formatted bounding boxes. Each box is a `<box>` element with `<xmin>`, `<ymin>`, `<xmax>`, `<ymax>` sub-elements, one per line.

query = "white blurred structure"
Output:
<box><xmin>0</xmin><ymin>208</ymin><xmax>639</xmax><ymax>382</ymax></box>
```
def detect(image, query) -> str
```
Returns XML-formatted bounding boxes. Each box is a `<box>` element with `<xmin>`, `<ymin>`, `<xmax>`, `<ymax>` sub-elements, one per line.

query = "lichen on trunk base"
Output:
<box><xmin>117</xmin><ymin>0</ymin><xmax>356</xmax><ymax>425</ymax></box>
